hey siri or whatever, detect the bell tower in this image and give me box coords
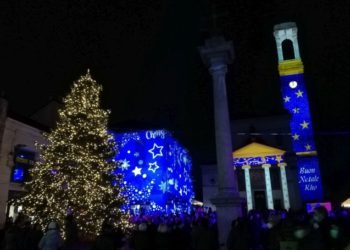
[273,22,323,202]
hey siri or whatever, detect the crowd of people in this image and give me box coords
[0,206,349,250]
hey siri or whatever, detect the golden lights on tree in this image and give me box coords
[18,70,132,236]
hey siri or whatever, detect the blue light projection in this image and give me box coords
[12,165,25,182]
[297,157,323,201]
[233,155,285,168]
[280,73,323,201]
[112,129,194,214]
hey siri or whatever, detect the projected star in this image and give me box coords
[292,108,300,114]
[283,96,291,102]
[295,90,304,98]
[300,121,309,129]
[159,181,167,193]
[120,159,130,170]
[148,162,160,173]
[292,133,300,141]
[148,143,163,159]
[305,144,312,151]
[132,166,142,176]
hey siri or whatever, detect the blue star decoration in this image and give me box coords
[148,143,163,159]
[132,166,142,176]
[148,162,160,173]
[283,96,291,102]
[300,120,309,129]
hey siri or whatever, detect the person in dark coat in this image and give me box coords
[295,207,331,250]
[191,218,218,250]
[63,215,78,250]
[227,217,249,250]
[92,223,116,250]
[28,224,43,250]
[2,216,26,250]
[38,221,63,250]
[155,223,172,250]
[129,222,153,250]
[248,212,264,250]
[172,222,191,250]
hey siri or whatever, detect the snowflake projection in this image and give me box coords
[112,129,194,214]
[120,159,131,171]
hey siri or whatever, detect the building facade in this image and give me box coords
[0,98,46,228]
[202,115,302,211]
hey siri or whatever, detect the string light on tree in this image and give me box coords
[18,70,132,237]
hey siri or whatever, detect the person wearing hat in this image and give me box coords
[38,222,63,250]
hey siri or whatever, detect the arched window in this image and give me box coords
[282,39,295,60]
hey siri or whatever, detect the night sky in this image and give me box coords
[1,1,350,202]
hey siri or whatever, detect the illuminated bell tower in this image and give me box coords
[273,22,323,202]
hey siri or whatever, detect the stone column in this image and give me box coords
[243,165,253,211]
[199,37,242,249]
[262,164,274,210]
[278,162,290,210]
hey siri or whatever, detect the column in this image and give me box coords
[199,37,242,250]
[262,164,274,210]
[278,162,290,210]
[242,165,253,211]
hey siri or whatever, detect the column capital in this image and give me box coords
[278,162,287,167]
[262,163,271,168]
[242,165,251,170]
[198,37,234,68]
[209,64,228,77]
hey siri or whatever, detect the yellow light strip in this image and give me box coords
[278,59,304,76]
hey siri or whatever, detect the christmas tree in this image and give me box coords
[19,71,131,236]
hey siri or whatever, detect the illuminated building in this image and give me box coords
[112,129,194,214]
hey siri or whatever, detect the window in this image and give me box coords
[10,146,35,183]
[282,39,295,60]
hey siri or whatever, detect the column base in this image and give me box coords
[210,192,243,250]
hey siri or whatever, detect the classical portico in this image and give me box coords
[233,142,290,211]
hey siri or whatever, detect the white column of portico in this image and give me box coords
[262,163,274,210]
[242,165,253,211]
[199,37,242,250]
[278,162,290,210]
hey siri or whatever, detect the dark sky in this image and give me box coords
[1,0,350,199]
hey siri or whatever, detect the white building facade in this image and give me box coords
[0,98,45,228]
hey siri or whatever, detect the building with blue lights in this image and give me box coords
[112,129,194,214]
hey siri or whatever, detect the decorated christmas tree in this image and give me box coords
[19,70,131,236]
